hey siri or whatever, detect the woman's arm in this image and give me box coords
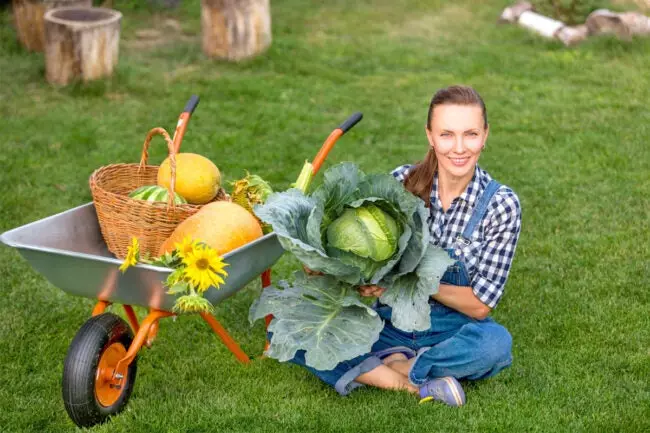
[431,284,491,320]
[359,284,491,320]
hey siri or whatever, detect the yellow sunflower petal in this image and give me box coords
[182,246,229,292]
[175,236,200,259]
[119,237,140,273]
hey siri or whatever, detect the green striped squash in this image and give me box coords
[128,185,187,205]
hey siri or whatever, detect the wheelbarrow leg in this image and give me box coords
[92,300,111,316]
[200,312,251,364]
[123,305,140,334]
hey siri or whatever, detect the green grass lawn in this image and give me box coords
[1,0,649,431]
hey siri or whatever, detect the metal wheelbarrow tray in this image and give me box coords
[0,202,283,312]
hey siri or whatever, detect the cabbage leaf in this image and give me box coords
[249,272,383,371]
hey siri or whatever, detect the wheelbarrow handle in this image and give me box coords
[338,112,363,133]
[312,112,363,175]
[184,95,200,114]
[172,95,201,154]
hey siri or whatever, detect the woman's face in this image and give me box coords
[426,104,488,180]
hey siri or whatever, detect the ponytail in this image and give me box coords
[404,148,437,207]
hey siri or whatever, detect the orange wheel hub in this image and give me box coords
[95,343,128,407]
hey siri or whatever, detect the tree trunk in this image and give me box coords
[43,7,122,85]
[201,0,271,61]
[12,0,91,52]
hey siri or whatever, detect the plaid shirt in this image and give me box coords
[392,164,521,308]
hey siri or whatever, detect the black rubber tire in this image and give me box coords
[62,312,138,428]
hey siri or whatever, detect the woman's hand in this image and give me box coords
[302,265,324,276]
[358,285,386,298]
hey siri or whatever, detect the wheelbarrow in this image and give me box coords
[0,110,363,428]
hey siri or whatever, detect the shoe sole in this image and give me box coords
[418,377,465,407]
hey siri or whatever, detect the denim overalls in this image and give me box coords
[286,180,513,395]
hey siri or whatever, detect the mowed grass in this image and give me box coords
[0,0,649,432]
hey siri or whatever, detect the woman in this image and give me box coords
[292,85,522,407]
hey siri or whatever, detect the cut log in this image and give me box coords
[43,7,122,85]
[201,0,271,61]
[12,0,92,52]
[517,10,565,39]
[498,1,533,24]
[556,24,589,46]
[586,9,650,40]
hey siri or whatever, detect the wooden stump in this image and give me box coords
[12,0,91,52]
[586,9,650,40]
[44,7,122,85]
[201,0,271,61]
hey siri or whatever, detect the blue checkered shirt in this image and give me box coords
[392,164,521,308]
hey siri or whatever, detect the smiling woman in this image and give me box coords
[277,85,523,408]
[359,85,522,404]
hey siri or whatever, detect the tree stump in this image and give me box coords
[201,0,271,61]
[43,7,122,85]
[586,9,650,40]
[12,0,91,52]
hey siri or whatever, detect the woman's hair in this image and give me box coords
[404,85,488,206]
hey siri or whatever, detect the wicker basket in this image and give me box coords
[89,127,228,259]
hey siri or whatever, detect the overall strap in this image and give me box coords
[458,180,501,245]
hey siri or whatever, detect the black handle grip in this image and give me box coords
[338,112,363,133]
[183,95,200,114]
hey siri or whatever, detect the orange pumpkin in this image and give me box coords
[159,201,263,256]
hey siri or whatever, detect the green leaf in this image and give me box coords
[379,245,455,331]
[165,268,185,287]
[167,281,189,295]
[255,189,362,283]
[249,271,384,371]
[311,162,364,230]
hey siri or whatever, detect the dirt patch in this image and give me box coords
[123,18,197,51]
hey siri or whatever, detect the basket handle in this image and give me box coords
[138,127,178,210]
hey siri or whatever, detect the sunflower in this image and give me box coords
[182,246,229,293]
[119,237,140,273]
[174,236,201,259]
[172,294,214,314]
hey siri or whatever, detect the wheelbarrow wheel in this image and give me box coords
[62,312,138,428]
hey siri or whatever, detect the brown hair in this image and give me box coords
[404,85,488,206]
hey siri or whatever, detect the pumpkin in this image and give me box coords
[159,201,263,256]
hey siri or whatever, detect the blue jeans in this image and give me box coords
[282,299,512,395]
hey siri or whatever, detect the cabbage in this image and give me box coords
[250,163,454,370]
[326,204,400,278]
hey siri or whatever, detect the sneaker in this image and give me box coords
[418,376,466,407]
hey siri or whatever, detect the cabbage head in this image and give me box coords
[250,163,454,369]
[326,204,400,278]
